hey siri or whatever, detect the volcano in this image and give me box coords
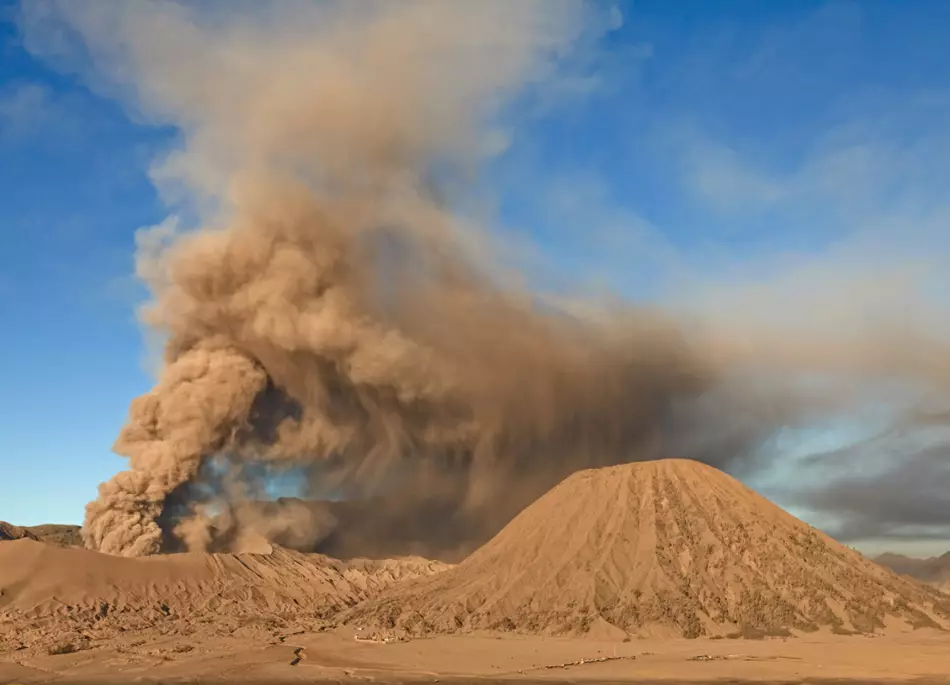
[345,459,950,638]
[0,539,448,654]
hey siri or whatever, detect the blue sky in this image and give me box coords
[1,0,164,525]
[2,0,949,556]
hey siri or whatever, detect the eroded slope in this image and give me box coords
[347,459,950,638]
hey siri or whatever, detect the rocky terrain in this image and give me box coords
[0,538,448,655]
[0,521,39,541]
[0,522,82,546]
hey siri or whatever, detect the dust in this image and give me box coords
[26,0,711,558]
[16,0,950,558]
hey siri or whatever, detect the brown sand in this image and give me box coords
[346,459,950,638]
[3,630,950,683]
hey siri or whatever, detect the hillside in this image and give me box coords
[0,521,38,541]
[23,523,83,547]
[0,539,448,654]
[876,552,950,594]
[0,522,82,546]
[346,459,950,639]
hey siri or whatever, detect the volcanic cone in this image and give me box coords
[346,459,950,638]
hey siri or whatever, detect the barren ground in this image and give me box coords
[2,629,950,684]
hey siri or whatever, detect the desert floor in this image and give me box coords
[2,628,949,684]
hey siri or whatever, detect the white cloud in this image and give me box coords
[685,140,790,211]
[678,91,950,225]
[0,79,104,147]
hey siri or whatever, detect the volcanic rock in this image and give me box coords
[345,459,950,638]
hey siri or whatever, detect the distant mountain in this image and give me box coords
[875,551,950,594]
[0,522,82,546]
[0,521,39,541]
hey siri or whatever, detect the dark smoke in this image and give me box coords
[22,0,705,557]
[19,0,950,558]
[776,437,950,546]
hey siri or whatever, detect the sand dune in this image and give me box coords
[345,459,950,638]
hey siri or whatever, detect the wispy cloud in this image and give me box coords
[680,112,950,225]
[0,81,55,141]
[0,76,114,149]
[621,5,950,555]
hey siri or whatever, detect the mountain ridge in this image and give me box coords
[875,551,950,594]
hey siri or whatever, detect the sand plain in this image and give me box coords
[2,628,950,684]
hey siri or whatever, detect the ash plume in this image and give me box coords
[19,1,950,558]
[29,0,706,557]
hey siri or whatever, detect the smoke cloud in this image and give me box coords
[19,0,950,558]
